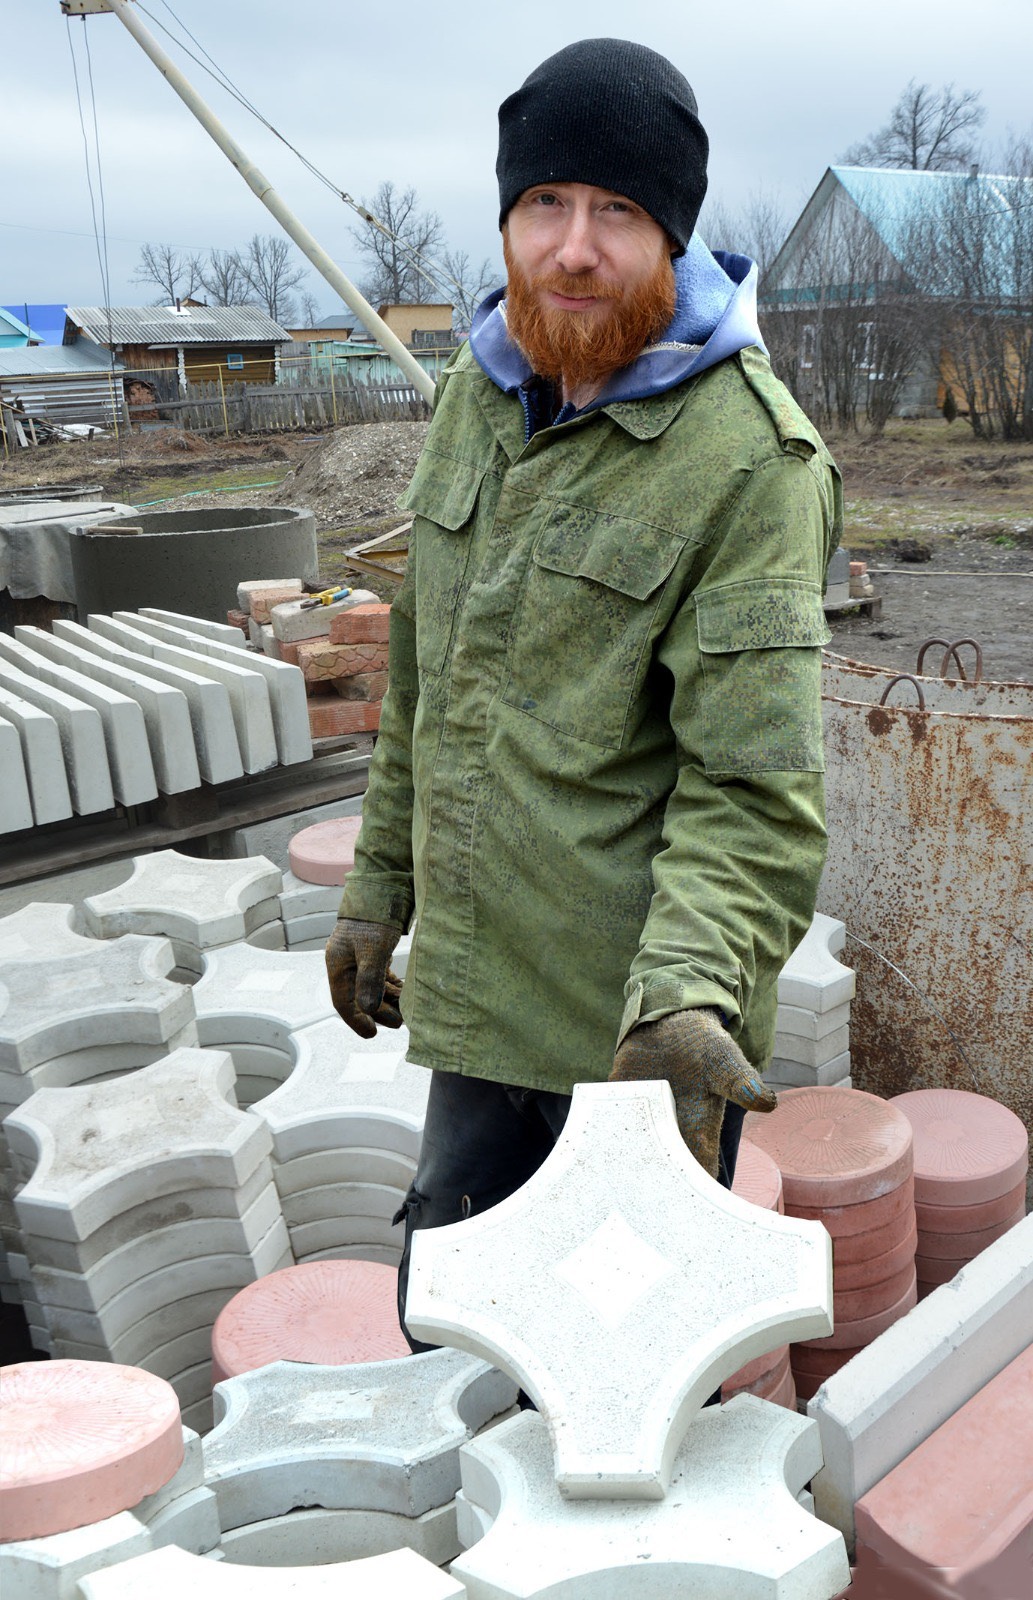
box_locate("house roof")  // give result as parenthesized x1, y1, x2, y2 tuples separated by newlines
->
(0, 307, 34, 341)
(65, 304, 293, 346)
(0, 344, 125, 379)
(1, 304, 67, 344)
(314, 311, 360, 329)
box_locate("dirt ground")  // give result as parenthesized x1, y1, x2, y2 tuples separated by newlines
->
(2, 417, 1030, 681)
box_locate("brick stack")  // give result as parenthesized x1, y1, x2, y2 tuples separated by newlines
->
(291, 603, 392, 741)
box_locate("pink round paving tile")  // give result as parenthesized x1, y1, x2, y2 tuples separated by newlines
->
(834, 1222, 918, 1291)
(288, 816, 364, 886)
(828, 1204, 916, 1266)
(916, 1205, 1026, 1260)
(833, 1260, 917, 1323)
(211, 1260, 408, 1382)
(890, 1089, 1029, 1207)
(764, 1363, 798, 1411)
(744, 1087, 914, 1207)
(0, 1360, 183, 1541)
(915, 1180, 1027, 1235)
(797, 1272, 918, 1349)
(731, 1138, 784, 1214)
(722, 1343, 790, 1396)
(791, 1341, 865, 1379)
(791, 1173, 915, 1236)
(915, 1253, 968, 1287)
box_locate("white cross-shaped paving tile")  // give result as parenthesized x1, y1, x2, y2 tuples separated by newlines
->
(82, 851, 283, 949)
(407, 1081, 832, 1500)
(0, 902, 100, 963)
(452, 1399, 850, 1599)
(190, 947, 336, 1050)
(76, 1546, 466, 1599)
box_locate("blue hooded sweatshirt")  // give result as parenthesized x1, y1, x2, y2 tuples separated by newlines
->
(468, 235, 766, 439)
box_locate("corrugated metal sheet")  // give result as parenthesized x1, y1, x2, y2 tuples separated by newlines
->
(0, 345, 124, 427)
(66, 305, 293, 346)
(0, 346, 123, 378)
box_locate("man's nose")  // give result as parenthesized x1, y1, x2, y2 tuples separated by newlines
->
(553, 209, 602, 275)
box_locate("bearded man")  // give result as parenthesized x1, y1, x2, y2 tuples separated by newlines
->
(326, 38, 841, 1344)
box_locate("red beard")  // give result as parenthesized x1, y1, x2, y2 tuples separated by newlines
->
(502, 234, 676, 393)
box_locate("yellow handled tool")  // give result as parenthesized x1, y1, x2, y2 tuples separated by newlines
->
(300, 585, 352, 610)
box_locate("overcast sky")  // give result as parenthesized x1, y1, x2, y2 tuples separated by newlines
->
(4, 0, 1031, 318)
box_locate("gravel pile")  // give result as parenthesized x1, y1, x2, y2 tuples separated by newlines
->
(274, 421, 430, 529)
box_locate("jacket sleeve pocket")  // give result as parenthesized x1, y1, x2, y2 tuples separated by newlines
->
(696, 579, 830, 774)
(398, 451, 485, 678)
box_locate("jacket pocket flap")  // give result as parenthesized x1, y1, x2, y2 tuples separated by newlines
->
(399, 452, 484, 532)
(534, 505, 684, 600)
(697, 580, 831, 652)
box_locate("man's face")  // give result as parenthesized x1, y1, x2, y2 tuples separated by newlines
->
(502, 182, 676, 395)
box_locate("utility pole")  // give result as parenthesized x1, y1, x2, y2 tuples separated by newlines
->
(60, 0, 437, 404)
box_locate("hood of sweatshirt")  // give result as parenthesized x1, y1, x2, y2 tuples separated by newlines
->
(469, 234, 765, 415)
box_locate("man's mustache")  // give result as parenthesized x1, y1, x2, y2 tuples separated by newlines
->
(531, 272, 623, 301)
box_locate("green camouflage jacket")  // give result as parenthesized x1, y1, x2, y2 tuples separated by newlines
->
(339, 343, 841, 1092)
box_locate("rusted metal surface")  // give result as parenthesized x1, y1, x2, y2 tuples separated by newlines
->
(823, 650, 1033, 716)
(819, 685, 1033, 1169)
(878, 674, 926, 710)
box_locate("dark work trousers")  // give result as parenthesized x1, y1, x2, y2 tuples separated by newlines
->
(395, 1071, 748, 1372)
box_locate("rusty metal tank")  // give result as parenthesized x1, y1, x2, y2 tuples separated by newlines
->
(818, 645, 1032, 1163)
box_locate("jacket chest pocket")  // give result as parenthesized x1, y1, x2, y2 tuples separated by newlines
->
(401, 453, 485, 678)
(502, 505, 685, 749)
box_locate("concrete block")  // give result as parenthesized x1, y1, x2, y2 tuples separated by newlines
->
(765, 1051, 852, 1089)
(0, 936, 192, 1076)
(5, 1050, 272, 1241)
(274, 1147, 416, 1196)
(14, 626, 200, 795)
(279, 1180, 404, 1229)
(407, 1081, 833, 1500)
(121, 612, 311, 766)
(277, 871, 342, 922)
(284, 913, 336, 947)
(57, 620, 243, 785)
(204, 1348, 517, 1526)
(774, 1002, 852, 1041)
(253, 1015, 430, 1162)
(0, 1511, 151, 1600)
(453, 1400, 850, 1600)
(77, 1545, 467, 1599)
(853, 1345, 1033, 1597)
(234, 582, 304, 621)
(778, 913, 854, 1013)
(138, 609, 255, 646)
(0, 903, 98, 964)
(0, 716, 36, 832)
(807, 1211, 1033, 1551)
(288, 1214, 403, 1259)
(771, 1024, 850, 1069)
(216, 1502, 457, 1567)
(0, 633, 156, 807)
(145, 1486, 221, 1555)
(0, 656, 113, 816)
(0, 687, 72, 825)
(191, 946, 336, 1051)
(0, 1359, 183, 1541)
(269, 589, 379, 644)
(82, 851, 282, 950)
(90, 615, 276, 775)
(329, 602, 392, 646)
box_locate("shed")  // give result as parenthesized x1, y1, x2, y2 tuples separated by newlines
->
(0, 344, 125, 433)
(64, 304, 294, 393)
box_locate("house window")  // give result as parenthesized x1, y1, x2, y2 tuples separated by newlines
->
(799, 324, 816, 370)
(226, 353, 244, 370)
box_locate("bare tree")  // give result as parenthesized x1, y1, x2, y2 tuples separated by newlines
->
(840, 80, 986, 172)
(351, 181, 445, 306)
(698, 190, 789, 281)
(194, 247, 247, 307)
(297, 289, 322, 327)
(132, 242, 203, 304)
(235, 233, 309, 323)
(440, 248, 499, 331)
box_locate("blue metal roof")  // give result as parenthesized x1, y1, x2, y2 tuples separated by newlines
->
(1, 304, 67, 344)
(831, 166, 1028, 263)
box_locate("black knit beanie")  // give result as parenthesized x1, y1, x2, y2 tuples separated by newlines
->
(497, 38, 708, 256)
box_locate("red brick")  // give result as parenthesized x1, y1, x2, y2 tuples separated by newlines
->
(332, 671, 389, 702)
(250, 585, 306, 625)
(226, 609, 250, 635)
(296, 640, 389, 683)
(329, 603, 391, 646)
(308, 699, 382, 738)
(277, 640, 301, 666)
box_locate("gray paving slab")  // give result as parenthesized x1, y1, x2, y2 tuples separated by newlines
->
(145, 1487, 221, 1556)
(0, 632, 156, 806)
(6, 1050, 272, 1239)
(138, 608, 253, 646)
(15, 626, 200, 795)
(203, 1348, 518, 1525)
(0, 688, 71, 825)
(774, 1002, 852, 1042)
(288, 1215, 404, 1257)
(764, 1050, 852, 1089)
(284, 913, 336, 947)
(0, 716, 35, 833)
(0, 903, 98, 963)
(274, 1148, 416, 1196)
(277, 871, 342, 920)
(221, 792, 364, 871)
(407, 1080, 833, 1500)
(0, 655, 113, 815)
(77, 1545, 466, 1599)
(807, 1210, 1033, 1552)
(0, 936, 192, 1076)
(0, 1510, 152, 1600)
(0, 1026, 200, 1117)
(778, 913, 854, 1013)
(83, 851, 282, 949)
(279, 1181, 404, 1228)
(191, 946, 336, 1050)
(56, 620, 243, 785)
(216, 1502, 458, 1567)
(128, 612, 311, 766)
(771, 1025, 850, 1069)
(46, 1286, 239, 1368)
(453, 1401, 849, 1600)
(91, 614, 276, 774)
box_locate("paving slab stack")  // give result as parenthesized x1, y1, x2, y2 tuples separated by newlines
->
(3, 1050, 291, 1429)
(768, 913, 855, 1093)
(744, 1086, 917, 1402)
(201, 1350, 518, 1568)
(77, 1545, 467, 1598)
(889, 1087, 1029, 1297)
(81, 849, 287, 977)
(281, 813, 361, 949)
(721, 1137, 797, 1409)
(0, 1361, 220, 1599)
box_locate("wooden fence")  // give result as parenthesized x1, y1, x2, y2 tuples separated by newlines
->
(133, 375, 429, 434)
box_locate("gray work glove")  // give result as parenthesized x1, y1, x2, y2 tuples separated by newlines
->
(610, 1008, 777, 1177)
(325, 917, 403, 1039)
